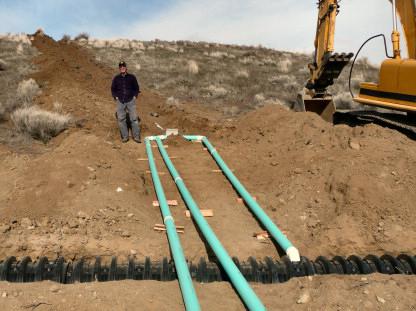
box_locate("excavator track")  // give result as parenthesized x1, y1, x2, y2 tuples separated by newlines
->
(334, 110, 416, 139)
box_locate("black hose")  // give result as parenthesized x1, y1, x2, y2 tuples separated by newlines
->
(348, 34, 394, 98)
(0, 253, 415, 284)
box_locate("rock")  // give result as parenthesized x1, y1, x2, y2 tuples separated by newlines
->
(20, 217, 32, 227)
(150, 112, 159, 117)
(77, 211, 90, 219)
(50, 285, 60, 293)
(67, 219, 79, 229)
(1, 292, 7, 298)
(363, 289, 369, 295)
(294, 168, 302, 174)
(296, 292, 310, 304)
(66, 181, 75, 188)
(130, 249, 137, 255)
(121, 231, 131, 238)
(127, 213, 134, 218)
(376, 296, 386, 304)
(349, 140, 361, 150)
(0, 225, 11, 233)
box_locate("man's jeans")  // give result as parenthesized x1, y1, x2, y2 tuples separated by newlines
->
(116, 98, 140, 140)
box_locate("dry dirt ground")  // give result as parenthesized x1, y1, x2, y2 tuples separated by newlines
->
(0, 33, 415, 310)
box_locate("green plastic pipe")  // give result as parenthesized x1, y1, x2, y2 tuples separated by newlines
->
(145, 137, 201, 311)
(183, 135, 300, 262)
(154, 137, 266, 311)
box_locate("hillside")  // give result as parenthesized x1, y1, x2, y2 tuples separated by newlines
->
(0, 32, 415, 310)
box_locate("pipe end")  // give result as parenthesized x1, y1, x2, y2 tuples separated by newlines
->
(286, 246, 301, 262)
(146, 135, 167, 141)
(183, 135, 205, 142)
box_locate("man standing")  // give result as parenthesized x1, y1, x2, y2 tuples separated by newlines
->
(111, 61, 141, 143)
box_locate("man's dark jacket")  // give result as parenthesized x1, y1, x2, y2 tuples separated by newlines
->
(111, 73, 140, 103)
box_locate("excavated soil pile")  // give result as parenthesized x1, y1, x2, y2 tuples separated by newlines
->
(0, 33, 415, 310)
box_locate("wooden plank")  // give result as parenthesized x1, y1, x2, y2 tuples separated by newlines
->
(139, 156, 178, 161)
(146, 171, 166, 175)
(185, 209, 213, 218)
(153, 200, 178, 207)
(237, 197, 257, 203)
(154, 224, 184, 230)
(253, 231, 270, 240)
(154, 226, 184, 234)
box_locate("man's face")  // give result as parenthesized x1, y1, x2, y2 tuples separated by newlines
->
(119, 65, 127, 74)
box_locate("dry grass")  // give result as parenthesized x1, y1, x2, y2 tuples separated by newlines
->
(16, 78, 41, 105)
(11, 106, 71, 142)
(0, 59, 7, 71)
(187, 60, 199, 75)
(74, 32, 89, 41)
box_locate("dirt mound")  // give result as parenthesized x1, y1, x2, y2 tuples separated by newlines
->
(213, 105, 416, 257)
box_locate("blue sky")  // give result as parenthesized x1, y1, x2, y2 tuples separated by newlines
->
(0, 0, 405, 63)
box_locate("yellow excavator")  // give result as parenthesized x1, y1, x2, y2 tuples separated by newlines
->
(297, 0, 416, 124)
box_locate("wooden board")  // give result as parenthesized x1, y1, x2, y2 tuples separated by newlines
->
(154, 225, 184, 234)
(154, 224, 184, 230)
(253, 231, 270, 240)
(146, 171, 166, 175)
(138, 156, 178, 161)
(153, 200, 178, 207)
(185, 209, 213, 218)
(237, 197, 257, 203)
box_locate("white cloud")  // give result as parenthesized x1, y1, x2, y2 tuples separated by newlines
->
(127, 0, 403, 63)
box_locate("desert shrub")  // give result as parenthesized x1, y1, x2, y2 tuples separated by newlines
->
(254, 93, 266, 104)
(165, 45, 179, 53)
(16, 78, 41, 105)
(74, 32, 89, 41)
(0, 33, 32, 45)
(0, 102, 6, 120)
(206, 85, 228, 98)
(276, 58, 292, 73)
(53, 101, 63, 113)
(235, 69, 249, 79)
(110, 39, 131, 50)
(187, 60, 199, 74)
(210, 51, 228, 58)
(166, 96, 179, 106)
(16, 43, 24, 55)
(11, 106, 71, 141)
(223, 105, 240, 116)
(0, 59, 7, 71)
(61, 34, 71, 41)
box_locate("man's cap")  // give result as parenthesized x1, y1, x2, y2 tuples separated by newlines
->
(118, 61, 127, 68)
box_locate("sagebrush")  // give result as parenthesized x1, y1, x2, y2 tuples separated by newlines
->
(12, 106, 71, 142)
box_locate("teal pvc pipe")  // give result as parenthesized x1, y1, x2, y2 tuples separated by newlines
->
(145, 138, 201, 311)
(155, 137, 266, 311)
(185, 135, 299, 262)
